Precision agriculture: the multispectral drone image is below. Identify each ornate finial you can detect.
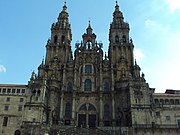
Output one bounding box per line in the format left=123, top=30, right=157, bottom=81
left=86, top=18, right=92, bottom=34
left=31, top=70, right=36, bottom=80
left=88, top=18, right=91, bottom=27
left=63, top=0, right=67, bottom=11
left=135, top=59, right=137, bottom=65
left=89, top=19, right=90, bottom=25
left=115, top=0, right=119, bottom=11
left=142, top=72, right=145, bottom=78
left=42, top=56, right=44, bottom=64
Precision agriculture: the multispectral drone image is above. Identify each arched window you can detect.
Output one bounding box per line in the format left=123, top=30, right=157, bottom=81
left=160, top=99, right=164, bottom=105
left=32, top=90, right=36, bottom=95
left=122, top=35, right=126, bottom=43
left=175, top=99, right=179, bottom=104
left=165, top=99, right=169, bottom=104
left=54, top=35, right=58, bottom=43
left=86, top=41, right=92, bottom=49
left=89, top=104, right=96, bottom=111
left=61, top=35, right=65, bottom=43
left=115, top=35, right=119, bottom=43
left=65, top=103, right=72, bottom=118
left=79, top=104, right=87, bottom=111
left=104, top=104, right=110, bottom=119
left=154, top=99, right=159, bottom=104
left=14, top=130, right=21, bottom=135
left=85, top=65, right=92, bottom=74
left=37, top=90, right=41, bottom=96
left=170, top=99, right=174, bottom=105
left=103, top=82, right=110, bottom=92
left=67, top=82, right=73, bottom=92
left=84, top=79, right=92, bottom=91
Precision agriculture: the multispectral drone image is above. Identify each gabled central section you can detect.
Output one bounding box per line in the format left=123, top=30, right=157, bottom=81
left=75, top=21, right=103, bottom=53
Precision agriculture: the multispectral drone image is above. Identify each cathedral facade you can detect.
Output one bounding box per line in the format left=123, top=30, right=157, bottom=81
left=0, top=1, right=180, bottom=135
left=24, top=2, right=142, bottom=134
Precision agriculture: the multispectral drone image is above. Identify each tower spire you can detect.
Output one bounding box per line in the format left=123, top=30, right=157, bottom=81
left=86, top=19, right=93, bottom=35
left=115, top=1, right=119, bottom=11
left=62, top=0, right=67, bottom=12
left=88, top=19, right=91, bottom=27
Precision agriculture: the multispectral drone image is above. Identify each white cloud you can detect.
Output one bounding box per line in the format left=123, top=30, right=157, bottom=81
left=134, top=48, right=145, bottom=63
left=0, top=65, right=6, bottom=73
left=166, top=0, right=180, bottom=13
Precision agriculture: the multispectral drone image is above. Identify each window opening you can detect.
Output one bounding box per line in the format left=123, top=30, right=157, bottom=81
left=65, top=103, right=72, bottom=118
left=3, top=117, right=8, bottom=126
left=122, top=35, right=126, bottom=43
left=115, top=35, right=119, bottom=43
left=61, top=35, right=65, bottom=44
left=84, top=79, right=92, bottom=91
left=85, top=65, right=92, bottom=74
left=103, top=82, right=110, bottom=92
left=54, top=35, right=58, bottom=43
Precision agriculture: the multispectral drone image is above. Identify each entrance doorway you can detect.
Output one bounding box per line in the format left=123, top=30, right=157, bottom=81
left=14, top=130, right=21, bottom=135
left=78, top=103, right=97, bottom=128
left=89, top=114, right=96, bottom=128
left=78, top=114, right=86, bottom=127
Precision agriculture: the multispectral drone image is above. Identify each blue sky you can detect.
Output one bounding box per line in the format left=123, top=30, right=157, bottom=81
left=0, top=0, right=180, bottom=93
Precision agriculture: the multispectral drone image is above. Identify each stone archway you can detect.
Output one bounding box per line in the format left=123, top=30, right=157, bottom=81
left=14, top=130, right=21, bottom=135
left=77, top=103, right=97, bottom=128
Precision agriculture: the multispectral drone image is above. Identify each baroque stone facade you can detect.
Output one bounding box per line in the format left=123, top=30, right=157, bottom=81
left=0, top=1, right=180, bottom=135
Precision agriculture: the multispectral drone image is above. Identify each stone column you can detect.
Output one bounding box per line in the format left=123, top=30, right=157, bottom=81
left=60, top=92, right=64, bottom=119
left=111, top=64, right=114, bottom=91
left=112, top=93, right=115, bottom=126
left=62, top=65, right=66, bottom=91
left=74, top=64, right=77, bottom=91
left=99, top=94, right=103, bottom=126
left=112, top=93, right=115, bottom=120
left=100, top=64, right=103, bottom=91
left=86, top=103, right=89, bottom=128
left=65, top=46, right=69, bottom=62
left=72, top=94, right=76, bottom=119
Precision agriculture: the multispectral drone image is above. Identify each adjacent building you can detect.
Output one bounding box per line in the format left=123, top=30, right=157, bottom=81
left=0, top=1, right=180, bottom=135
left=0, top=84, right=27, bottom=135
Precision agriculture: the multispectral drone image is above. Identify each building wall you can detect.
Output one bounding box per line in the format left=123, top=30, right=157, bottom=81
left=0, top=85, right=27, bottom=135
left=153, top=93, right=180, bottom=126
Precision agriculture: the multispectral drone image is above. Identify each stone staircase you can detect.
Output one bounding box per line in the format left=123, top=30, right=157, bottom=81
left=59, top=127, right=111, bottom=135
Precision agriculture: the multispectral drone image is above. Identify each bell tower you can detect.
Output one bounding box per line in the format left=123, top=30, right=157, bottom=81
left=108, top=1, right=134, bottom=80
left=45, top=1, right=72, bottom=65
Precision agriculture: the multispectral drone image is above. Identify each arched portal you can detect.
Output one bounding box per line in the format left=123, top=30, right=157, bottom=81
left=14, top=130, right=21, bottom=135
left=78, top=103, right=97, bottom=128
